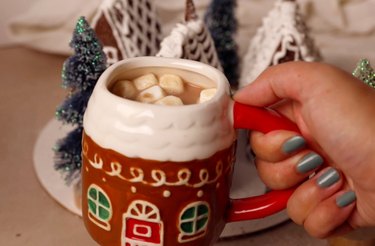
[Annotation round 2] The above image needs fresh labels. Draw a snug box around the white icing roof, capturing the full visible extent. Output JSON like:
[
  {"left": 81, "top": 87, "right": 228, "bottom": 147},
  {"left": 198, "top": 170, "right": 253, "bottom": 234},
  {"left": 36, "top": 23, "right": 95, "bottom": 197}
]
[
  {"left": 157, "top": 19, "right": 222, "bottom": 71},
  {"left": 91, "top": 0, "right": 162, "bottom": 64},
  {"left": 240, "top": 0, "right": 321, "bottom": 87}
]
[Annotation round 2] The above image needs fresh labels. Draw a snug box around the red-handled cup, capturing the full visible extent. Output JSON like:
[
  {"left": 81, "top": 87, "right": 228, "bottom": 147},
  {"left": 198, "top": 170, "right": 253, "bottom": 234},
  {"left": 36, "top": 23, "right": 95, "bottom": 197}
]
[{"left": 82, "top": 57, "right": 299, "bottom": 246}]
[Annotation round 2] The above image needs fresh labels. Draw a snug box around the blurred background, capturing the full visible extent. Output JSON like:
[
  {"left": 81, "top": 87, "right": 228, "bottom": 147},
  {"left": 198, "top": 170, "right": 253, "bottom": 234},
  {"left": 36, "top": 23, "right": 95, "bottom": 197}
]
[
  {"left": 0, "top": 0, "right": 31, "bottom": 45},
  {"left": 2, "top": 0, "right": 374, "bottom": 68},
  {"left": 1, "top": 0, "right": 374, "bottom": 245}
]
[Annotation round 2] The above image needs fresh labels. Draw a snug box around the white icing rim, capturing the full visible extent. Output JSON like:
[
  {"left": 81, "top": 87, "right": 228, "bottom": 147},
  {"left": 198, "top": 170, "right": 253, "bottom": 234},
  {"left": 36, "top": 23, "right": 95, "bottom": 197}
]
[{"left": 83, "top": 57, "right": 235, "bottom": 162}]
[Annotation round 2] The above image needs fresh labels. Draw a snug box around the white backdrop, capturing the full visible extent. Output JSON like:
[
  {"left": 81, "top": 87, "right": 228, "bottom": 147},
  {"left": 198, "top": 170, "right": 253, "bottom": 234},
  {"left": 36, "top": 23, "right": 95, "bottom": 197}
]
[
  {"left": 0, "top": 0, "right": 34, "bottom": 45},
  {"left": 1, "top": 0, "right": 374, "bottom": 72}
]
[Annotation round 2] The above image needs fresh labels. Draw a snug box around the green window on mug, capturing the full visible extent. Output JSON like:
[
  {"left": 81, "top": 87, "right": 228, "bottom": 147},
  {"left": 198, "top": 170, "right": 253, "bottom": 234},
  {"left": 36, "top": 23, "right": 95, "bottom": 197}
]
[
  {"left": 88, "top": 184, "right": 112, "bottom": 221},
  {"left": 179, "top": 202, "right": 209, "bottom": 235}
]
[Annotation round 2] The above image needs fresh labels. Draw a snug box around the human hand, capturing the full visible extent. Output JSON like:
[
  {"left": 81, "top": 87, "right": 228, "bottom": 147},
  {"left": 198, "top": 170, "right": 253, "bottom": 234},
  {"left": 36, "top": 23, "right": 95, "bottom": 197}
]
[{"left": 234, "top": 62, "right": 375, "bottom": 238}]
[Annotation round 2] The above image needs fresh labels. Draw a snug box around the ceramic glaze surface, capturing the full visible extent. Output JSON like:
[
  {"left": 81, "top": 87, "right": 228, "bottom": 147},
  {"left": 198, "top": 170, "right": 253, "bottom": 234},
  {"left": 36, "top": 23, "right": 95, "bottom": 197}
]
[
  {"left": 82, "top": 57, "right": 298, "bottom": 246},
  {"left": 82, "top": 133, "right": 236, "bottom": 246},
  {"left": 83, "top": 57, "right": 235, "bottom": 162}
]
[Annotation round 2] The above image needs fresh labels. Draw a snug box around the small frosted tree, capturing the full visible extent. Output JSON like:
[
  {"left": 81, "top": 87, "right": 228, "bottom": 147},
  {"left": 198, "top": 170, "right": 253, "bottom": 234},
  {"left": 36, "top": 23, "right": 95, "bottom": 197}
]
[
  {"left": 205, "top": 0, "right": 239, "bottom": 87},
  {"left": 353, "top": 59, "right": 375, "bottom": 88},
  {"left": 54, "top": 17, "right": 107, "bottom": 183}
]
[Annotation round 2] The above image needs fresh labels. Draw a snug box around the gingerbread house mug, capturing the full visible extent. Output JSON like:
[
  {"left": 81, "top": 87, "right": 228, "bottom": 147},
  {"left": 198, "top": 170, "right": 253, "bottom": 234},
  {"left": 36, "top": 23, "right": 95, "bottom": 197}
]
[{"left": 82, "top": 57, "right": 298, "bottom": 246}]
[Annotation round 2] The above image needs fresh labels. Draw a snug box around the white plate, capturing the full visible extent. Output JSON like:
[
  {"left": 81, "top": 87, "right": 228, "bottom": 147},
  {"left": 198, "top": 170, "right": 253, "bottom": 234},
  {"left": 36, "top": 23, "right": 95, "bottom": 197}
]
[
  {"left": 33, "top": 119, "right": 289, "bottom": 238},
  {"left": 33, "top": 119, "right": 82, "bottom": 216}
]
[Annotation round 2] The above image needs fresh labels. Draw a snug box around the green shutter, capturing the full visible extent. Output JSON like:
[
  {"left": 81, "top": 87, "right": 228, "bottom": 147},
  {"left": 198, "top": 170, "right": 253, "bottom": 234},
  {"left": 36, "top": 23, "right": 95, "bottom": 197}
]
[
  {"left": 99, "top": 206, "right": 110, "bottom": 220},
  {"left": 181, "top": 222, "right": 194, "bottom": 233},
  {"left": 181, "top": 207, "right": 195, "bottom": 220},
  {"left": 89, "top": 188, "right": 97, "bottom": 200},
  {"left": 99, "top": 192, "right": 110, "bottom": 208},
  {"left": 88, "top": 199, "right": 97, "bottom": 213}
]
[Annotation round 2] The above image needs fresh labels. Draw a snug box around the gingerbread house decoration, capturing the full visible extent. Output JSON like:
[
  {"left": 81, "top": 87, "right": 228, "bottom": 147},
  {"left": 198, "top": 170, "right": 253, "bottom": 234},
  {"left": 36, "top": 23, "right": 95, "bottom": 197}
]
[
  {"left": 91, "top": 0, "right": 162, "bottom": 66},
  {"left": 157, "top": 0, "right": 222, "bottom": 71},
  {"left": 239, "top": 0, "right": 321, "bottom": 87}
]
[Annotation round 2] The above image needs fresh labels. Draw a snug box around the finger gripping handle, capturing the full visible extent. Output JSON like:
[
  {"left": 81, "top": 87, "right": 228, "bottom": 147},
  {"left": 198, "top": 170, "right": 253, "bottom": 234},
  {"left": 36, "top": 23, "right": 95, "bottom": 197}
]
[{"left": 227, "top": 102, "right": 300, "bottom": 222}]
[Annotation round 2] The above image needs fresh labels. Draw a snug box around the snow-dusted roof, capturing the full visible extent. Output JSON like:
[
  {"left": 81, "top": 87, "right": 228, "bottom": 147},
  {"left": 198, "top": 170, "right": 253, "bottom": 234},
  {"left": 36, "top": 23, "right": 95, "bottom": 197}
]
[
  {"left": 92, "top": 0, "right": 162, "bottom": 65},
  {"left": 157, "top": 19, "right": 222, "bottom": 71},
  {"left": 240, "top": 0, "right": 320, "bottom": 87}
]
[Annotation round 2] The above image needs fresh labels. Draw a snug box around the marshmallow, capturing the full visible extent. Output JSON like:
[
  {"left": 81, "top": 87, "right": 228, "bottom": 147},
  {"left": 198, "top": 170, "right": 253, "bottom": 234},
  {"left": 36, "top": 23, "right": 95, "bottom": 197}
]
[
  {"left": 198, "top": 88, "right": 217, "bottom": 103},
  {"left": 133, "top": 73, "right": 158, "bottom": 91},
  {"left": 159, "top": 74, "right": 184, "bottom": 95},
  {"left": 155, "top": 95, "right": 184, "bottom": 106},
  {"left": 111, "top": 80, "right": 137, "bottom": 100},
  {"left": 136, "top": 85, "right": 166, "bottom": 103}
]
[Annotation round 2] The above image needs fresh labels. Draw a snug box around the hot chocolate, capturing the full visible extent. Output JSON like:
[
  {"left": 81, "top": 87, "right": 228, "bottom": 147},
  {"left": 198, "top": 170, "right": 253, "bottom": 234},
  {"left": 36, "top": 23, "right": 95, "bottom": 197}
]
[{"left": 110, "top": 67, "right": 217, "bottom": 105}]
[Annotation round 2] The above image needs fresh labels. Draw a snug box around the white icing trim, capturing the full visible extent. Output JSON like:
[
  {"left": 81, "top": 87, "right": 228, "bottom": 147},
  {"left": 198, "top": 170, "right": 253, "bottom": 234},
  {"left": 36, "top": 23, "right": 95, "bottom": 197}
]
[
  {"left": 157, "top": 20, "right": 222, "bottom": 71},
  {"left": 84, "top": 57, "right": 234, "bottom": 162},
  {"left": 83, "top": 148, "right": 230, "bottom": 188},
  {"left": 105, "top": 3, "right": 128, "bottom": 60},
  {"left": 103, "top": 46, "right": 119, "bottom": 66},
  {"left": 92, "top": 0, "right": 162, "bottom": 62}
]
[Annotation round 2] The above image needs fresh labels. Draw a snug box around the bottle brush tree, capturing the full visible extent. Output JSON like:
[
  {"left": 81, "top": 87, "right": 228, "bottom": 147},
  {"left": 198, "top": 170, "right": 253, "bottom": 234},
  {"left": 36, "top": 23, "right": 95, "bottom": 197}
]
[{"left": 54, "top": 17, "right": 107, "bottom": 184}]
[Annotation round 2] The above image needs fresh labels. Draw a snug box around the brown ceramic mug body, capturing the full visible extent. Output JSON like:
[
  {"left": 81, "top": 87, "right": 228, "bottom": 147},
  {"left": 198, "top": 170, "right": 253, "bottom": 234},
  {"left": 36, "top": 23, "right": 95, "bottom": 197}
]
[{"left": 82, "top": 57, "right": 296, "bottom": 246}]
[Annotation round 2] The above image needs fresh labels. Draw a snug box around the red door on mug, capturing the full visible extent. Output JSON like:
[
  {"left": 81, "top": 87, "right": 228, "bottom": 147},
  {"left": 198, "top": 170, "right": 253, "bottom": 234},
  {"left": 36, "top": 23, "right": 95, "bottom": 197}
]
[
  {"left": 122, "top": 200, "right": 163, "bottom": 246},
  {"left": 125, "top": 218, "right": 162, "bottom": 244}
]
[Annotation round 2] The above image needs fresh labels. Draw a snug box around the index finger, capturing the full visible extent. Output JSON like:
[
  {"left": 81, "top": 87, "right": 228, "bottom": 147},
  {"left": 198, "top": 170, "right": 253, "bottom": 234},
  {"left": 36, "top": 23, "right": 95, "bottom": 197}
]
[{"left": 233, "top": 61, "right": 354, "bottom": 107}]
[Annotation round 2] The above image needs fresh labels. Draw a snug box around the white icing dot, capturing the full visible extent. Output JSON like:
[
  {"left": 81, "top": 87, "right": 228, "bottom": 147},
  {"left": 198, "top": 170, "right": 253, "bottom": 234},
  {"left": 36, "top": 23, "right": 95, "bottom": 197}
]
[
  {"left": 85, "top": 167, "right": 89, "bottom": 172},
  {"left": 197, "top": 190, "right": 204, "bottom": 197},
  {"left": 131, "top": 186, "right": 137, "bottom": 193},
  {"left": 216, "top": 183, "right": 220, "bottom": 189},
  {"left": 163, "top": 190, "right": 171, "bottom": 198},
  {"left": 102, "top": 177, "right": 106, "bottom": 182}
]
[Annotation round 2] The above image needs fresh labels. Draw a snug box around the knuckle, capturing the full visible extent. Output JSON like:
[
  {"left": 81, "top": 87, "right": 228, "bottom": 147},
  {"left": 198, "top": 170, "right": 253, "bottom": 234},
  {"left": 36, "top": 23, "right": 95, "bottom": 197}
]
[
  {"left": 257, "top": 161, "right": 292, "bottom": 190},
  {"left": 305, "top": 225, "right": 330, "bottom": 239}
]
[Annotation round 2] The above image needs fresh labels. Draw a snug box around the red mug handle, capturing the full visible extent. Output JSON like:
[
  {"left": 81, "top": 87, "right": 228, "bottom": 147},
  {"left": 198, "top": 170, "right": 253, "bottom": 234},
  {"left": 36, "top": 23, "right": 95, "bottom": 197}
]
[{"left": 226, "top": 102, "right": 300, "bottom": 222}]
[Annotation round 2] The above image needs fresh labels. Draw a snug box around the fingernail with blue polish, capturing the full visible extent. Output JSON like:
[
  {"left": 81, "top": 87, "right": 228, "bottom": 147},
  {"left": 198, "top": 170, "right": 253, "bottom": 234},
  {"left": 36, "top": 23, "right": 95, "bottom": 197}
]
[
  {"left": 317, "top": 168, "right": 340, "bottom": 188},
  {"left": 296, "top": 152, "right": 324, "bottom": 174},
  {"left": 282, "top": 136, "right": 306, "bottom": 154},
  {"left": 336, "top": 191, "right": 356, "bottom": 208}
]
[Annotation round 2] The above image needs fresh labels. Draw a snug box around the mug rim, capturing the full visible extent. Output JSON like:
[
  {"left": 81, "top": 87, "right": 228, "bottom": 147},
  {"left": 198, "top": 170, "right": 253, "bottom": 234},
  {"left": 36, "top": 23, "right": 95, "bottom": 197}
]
[
  {"left": 84, "top": 56, "right": 235, "bottom": 162},
  {"left": 96, "top": 56, "right": 230, "bottom": 110}
]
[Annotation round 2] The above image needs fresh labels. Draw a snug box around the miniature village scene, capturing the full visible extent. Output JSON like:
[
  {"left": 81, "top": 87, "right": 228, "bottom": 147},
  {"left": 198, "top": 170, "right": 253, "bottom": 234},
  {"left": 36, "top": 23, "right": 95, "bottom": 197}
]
[
  {"left": 52, "top": 0, "right": 374, "bottom": 245},
  {"left": 54, "top": 0, "right": 321, "bottom": 245}
]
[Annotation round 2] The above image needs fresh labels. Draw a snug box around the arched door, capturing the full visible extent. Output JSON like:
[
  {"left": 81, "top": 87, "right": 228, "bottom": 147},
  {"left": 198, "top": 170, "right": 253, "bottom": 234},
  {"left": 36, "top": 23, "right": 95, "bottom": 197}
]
[{"left": 122, "top": 200, "right": 163, "bottom": 246}]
